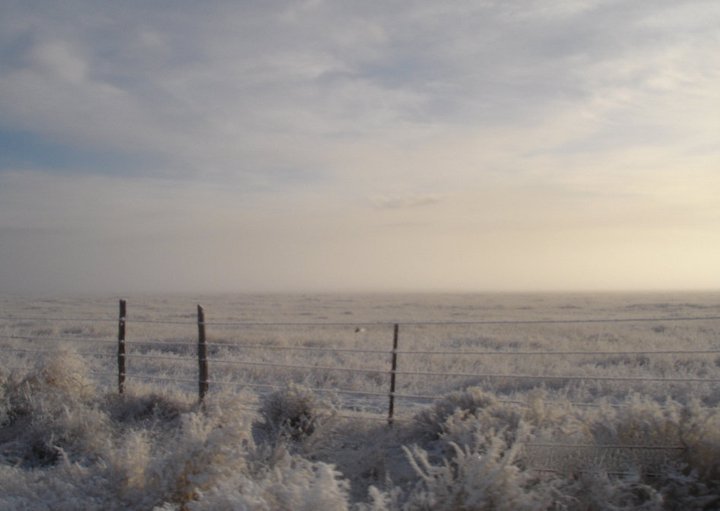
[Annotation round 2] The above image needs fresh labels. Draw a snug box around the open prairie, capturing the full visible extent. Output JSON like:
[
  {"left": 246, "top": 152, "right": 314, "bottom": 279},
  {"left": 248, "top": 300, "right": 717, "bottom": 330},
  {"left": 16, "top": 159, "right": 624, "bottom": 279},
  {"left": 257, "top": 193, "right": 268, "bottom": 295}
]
[{"left": 1, "top": 292, "right": 719, "bottom": 509}]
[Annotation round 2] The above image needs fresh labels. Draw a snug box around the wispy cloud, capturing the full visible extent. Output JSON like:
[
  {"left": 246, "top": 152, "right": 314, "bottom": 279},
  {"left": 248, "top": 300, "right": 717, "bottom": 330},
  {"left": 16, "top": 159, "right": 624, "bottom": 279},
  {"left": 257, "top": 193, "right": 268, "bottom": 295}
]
[{"left": 370, "top": 194, "right": 442, "bottom": 210}]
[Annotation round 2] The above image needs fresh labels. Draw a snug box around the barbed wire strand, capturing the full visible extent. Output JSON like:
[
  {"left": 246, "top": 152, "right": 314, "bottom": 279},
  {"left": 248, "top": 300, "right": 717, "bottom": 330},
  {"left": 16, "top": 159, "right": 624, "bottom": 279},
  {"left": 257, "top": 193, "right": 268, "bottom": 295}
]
[
  {"left": 121, "top": 318, "right": 198, "bottom": 325},
  {"left": 0, "top": 334, "right": 117, "bottom": 344},
  {"left": 126, "top": 374, "right": 199, "bottom": 385},
  {"left": 395, "top": 348, "right": 720, "bottom": 357},
  {"left": 112, "top": 339, "right": 195, "bottom": 347},
  {"left": 208, "top": 379, "right": 392, "bottom": 399},
  {"left": 124, "top": 353, "right": 197, "bottom": 363},
  {"left": 2, "top": 313, "right": 719, "bottom": 328},
  {"left": 5, "top": 338, "right": 720, "bottom": 363},
  {"left": 0, "top": 316, "right": 117, "bottom": 323},
  {"left": 208, "top": 358, "right": 389, "bottom": 375},
  {"left": 394, "top": 369, "right": 720, "bottom": 383},
  {"left": 6, "top": 335, "right": 718, "bottom": 359},
  {"left": 206, "top": 341, "right": 391, "bottom": 354},
  {"left": 4, "top": 347, "right": 115, "bottom": 357},
  {"left": 200, "top": 315, "right": 720, "bottom": 327}
]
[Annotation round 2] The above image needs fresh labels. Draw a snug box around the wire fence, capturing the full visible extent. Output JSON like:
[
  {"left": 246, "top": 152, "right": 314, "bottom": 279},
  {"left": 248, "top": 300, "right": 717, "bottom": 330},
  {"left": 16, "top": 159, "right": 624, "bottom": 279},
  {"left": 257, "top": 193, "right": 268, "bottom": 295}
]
[
  {"left": 2, "top": 304, "right": 719, "bottom": 394},
  {"left": 1, "top": 300, "right": 719, "bottom": 467}
]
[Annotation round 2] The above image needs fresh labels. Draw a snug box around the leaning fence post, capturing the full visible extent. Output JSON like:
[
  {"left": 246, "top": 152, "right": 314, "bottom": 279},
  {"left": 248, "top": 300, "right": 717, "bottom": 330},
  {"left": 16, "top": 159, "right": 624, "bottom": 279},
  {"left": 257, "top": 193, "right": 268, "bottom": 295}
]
[
  {"left": 197, "top": 305, "right": 209, "bottom": 401},
  {"left": 388, "top": 323, "right": 399, "bottom": 426},
  {"left": 118, "top": 299, "right": 126, "bottom": 394}
]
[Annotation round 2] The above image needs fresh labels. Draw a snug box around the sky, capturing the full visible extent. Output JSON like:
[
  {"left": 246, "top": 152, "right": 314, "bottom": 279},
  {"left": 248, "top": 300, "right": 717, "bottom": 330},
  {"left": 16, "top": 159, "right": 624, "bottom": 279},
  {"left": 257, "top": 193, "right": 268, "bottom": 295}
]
[{"left": 0, "top": 0, "right": 719, "bottom": 294}]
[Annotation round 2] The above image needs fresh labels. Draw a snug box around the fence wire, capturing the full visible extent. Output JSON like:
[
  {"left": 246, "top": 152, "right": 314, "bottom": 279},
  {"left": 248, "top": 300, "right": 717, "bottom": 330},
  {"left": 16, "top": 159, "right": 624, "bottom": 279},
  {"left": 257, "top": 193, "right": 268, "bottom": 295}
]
[
  {"left": 5, "top": 313, "right": 719, "bottom": 327},
  {"left": 393, "top": 369, "right": 720, "bottom": 384},
  {"left": 396, "top": 348, "right": 720, "bottom": 357},
  {"left": 198, "top": 315, "right": 720, "bottom": 327},
  {"left": 3, "top": 307, "right": 719, "bottom": 432},
  {"left": 0, "top": 334, "right": 117, "bottom": 344},
  {"left": 4, "top": 347, "right": 115, "bottom": 357}
]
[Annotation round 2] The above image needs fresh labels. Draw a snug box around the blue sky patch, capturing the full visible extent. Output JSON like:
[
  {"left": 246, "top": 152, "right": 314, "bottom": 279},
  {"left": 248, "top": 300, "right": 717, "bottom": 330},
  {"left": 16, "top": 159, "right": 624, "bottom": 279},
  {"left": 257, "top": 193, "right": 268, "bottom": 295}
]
[{"left": 0, "top": 129, "right": 155, "bottom": 176}]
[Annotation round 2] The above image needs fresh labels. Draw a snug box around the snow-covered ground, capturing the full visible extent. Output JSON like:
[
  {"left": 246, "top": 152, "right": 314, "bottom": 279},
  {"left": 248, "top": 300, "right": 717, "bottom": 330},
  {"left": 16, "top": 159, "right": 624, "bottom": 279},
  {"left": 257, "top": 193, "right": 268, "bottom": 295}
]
[{"left": 1, "top": 292, "right": 719, "bottom": 509}]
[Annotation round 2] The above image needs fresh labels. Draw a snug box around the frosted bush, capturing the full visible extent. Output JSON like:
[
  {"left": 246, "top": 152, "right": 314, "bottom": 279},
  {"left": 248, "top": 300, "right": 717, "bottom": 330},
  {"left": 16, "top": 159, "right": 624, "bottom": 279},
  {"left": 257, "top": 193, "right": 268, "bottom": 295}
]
[
  {"left": 106, "top": 391, "right": 192, "bottom": 432},
  {"left": 0, "top": 350, "right": 111, "bottom": 467},
  {"left": 566, "top": 471, "right": 664, "bottom": 511},
  {"left": 188, "top": 452, "right": 350, "bottom": 511},
  {"left": 589, "top": 396, "right": 683, "bottom": 448},
  {"left": 105, "top": 430, "right": 152, "bottom": 499},
  {"left": 26, "top": 349, "right": 95, "bottom": 401},
  {"left": 355, "top": 486, "right": 404, "bottom": 511},
  {"left": 413, "top": 387, "right": 524, "bottom": 449},
  {"left": 524, "top": 389, "right": 586, "bottom": 434},
  {"left": 582, "top": 396, "right": 720, "bottom": 480},
  {"left": 413, "top": 387, "right": 497, "bottom": 435},
  {"left": 3, "top": 349, "right": 95, "bottom": 423},
  {"left": 675, "top": 400, "right": 720, "bottom": 483},
  {"left": 656, "top": 468, "right": 720, "bottom": 510},
  {"left": 0, "top": 356, "right": 260, "bottom": 509},
  {"left": 144, "top": 397, "right": 254, "bottom": 507},
  {"left": 257, "top": 383, "right": 336, "bottom": 443},
  {"left": 401, "top": 431, "right": 553, "bottom": 511}
]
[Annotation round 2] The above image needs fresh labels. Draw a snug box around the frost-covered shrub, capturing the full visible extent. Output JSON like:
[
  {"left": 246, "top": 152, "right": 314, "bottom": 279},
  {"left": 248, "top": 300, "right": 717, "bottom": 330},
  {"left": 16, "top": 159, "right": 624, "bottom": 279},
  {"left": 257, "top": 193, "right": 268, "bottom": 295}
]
[
  {"left": 187, "top": 451, "right": 351, "bottom": 511},
  {"left": 25, "top": 349, "right": 95, "bottom": 400},
  {"left": 0, "top": 350, "right": 110, "bottom": 467},
  {"left": 565, "top": 471, "right": 664, "bottom": 511},
  {"left": 590, "top": 396, "right": 683, "bottom": 448},
  {"left": 401, "top": 431, "right": 554, "bottom": 511},
  {"left": 414, "top": 387, "right": 496, "bottom": 433},
  {"left": 581, "top": 396, "right": 716, "bottom": 478},
  {"left": 257, "top": 383, "right": 335, "bottom": 443},
  {"left": 413, "top": 387, "right": 524, "bottom": 447},
  {"left": 524, "top": 390, "right": 585, "bottom": 433},
  {"left": 143, "top": 396, "right": 254, "bottom": 508},
  {"left": 106, "top": 391, "right": 191, "bottom": 430},
  {"left": 355, "top": 485, "right": 404, "bottom": 511},
  {"left": 675, "top": 400, "right": 720, "bottom": 483},
  {"left": 656, "top": 467, "right": 720, "bottom": 510},
  {"left": 3, "top": 349, "right": 95, "bottom": 423}
]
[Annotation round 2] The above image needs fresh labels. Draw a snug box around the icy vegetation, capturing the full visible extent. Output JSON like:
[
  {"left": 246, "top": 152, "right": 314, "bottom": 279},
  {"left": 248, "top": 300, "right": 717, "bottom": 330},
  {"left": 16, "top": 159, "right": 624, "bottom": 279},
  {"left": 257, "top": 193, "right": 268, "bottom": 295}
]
[{"left": 1, "top": 292, "right": 719, "bottom": 509}]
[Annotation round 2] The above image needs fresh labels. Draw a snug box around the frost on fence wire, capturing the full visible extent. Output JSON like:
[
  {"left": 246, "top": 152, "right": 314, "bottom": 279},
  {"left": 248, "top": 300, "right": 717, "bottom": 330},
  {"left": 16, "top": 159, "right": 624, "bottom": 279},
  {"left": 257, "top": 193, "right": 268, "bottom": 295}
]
[{"left": 2, "top": 306, "right": 719, "bottom": 417}]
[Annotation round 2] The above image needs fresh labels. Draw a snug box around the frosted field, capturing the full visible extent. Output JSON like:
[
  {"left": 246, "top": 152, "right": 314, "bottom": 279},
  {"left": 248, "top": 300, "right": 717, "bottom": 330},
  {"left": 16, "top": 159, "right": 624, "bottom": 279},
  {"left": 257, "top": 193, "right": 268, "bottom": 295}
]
[{"left": 1, "top": 292, "right": 719, "bottom": 510}]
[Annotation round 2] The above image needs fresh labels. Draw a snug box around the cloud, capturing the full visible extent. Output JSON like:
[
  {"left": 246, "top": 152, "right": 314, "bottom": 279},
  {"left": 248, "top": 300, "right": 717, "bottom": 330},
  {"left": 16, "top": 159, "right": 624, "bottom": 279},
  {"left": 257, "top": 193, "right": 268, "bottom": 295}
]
[
  {"left": 0, "top": 0, "right": 718, "bottom": 293},
  {"left": 370, "top": 194, "right": 442, "bottom": 210},
  {"left": 1, "top": 1, "right": 717, "bottom": 181}
]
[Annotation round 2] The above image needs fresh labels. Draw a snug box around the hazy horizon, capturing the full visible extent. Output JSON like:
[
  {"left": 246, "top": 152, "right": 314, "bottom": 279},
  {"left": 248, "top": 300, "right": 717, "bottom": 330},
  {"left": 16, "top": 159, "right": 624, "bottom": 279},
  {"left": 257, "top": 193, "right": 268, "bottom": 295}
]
[
  {"left": 3, "top": 288, "right": 720, "bottom": 302},
  {"left": 1, "top": 1, "right": 718, "bottom": 295}
]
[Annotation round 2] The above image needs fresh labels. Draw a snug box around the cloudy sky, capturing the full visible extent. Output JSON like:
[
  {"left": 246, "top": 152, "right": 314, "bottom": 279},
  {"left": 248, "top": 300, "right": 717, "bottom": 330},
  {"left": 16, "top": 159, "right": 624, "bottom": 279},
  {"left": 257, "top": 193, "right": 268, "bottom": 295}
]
[{"left": 0, "top": 0, "right": 718, "bottom": 294}]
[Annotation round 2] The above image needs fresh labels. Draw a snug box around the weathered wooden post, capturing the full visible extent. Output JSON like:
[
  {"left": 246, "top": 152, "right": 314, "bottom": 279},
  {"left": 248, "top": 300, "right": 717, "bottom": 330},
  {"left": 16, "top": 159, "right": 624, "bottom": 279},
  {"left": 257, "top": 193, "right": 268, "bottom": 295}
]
[
  {"left": 197, "top": 305, "right": 209, "bottom": 401},
  {"left": 118, "top": 299, "right": 126, "bottom": 394},
  {"left": 388, "top": 323, "right": 399, "bottom": 426}
]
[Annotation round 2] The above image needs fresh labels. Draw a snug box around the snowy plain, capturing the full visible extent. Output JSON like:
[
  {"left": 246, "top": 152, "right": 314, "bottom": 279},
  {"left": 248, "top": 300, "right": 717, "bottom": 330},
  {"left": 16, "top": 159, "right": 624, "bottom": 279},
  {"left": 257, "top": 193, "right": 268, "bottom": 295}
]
[{"left": 1, "top": 292, "right": 719, "bottom": 510}]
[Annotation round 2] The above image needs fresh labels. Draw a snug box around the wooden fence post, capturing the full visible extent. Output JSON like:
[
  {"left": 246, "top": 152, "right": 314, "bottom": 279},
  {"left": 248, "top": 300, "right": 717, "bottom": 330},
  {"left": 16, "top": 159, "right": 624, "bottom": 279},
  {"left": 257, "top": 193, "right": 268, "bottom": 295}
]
[
  {"left": 197, "top": 305, "right": 209, "bottom": 401},
  {"left": 388, "top": 323, "right": 399, "bottom": 426},
  {"left": 118, "top": 299, "right": 126, "bottom": 394}
]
